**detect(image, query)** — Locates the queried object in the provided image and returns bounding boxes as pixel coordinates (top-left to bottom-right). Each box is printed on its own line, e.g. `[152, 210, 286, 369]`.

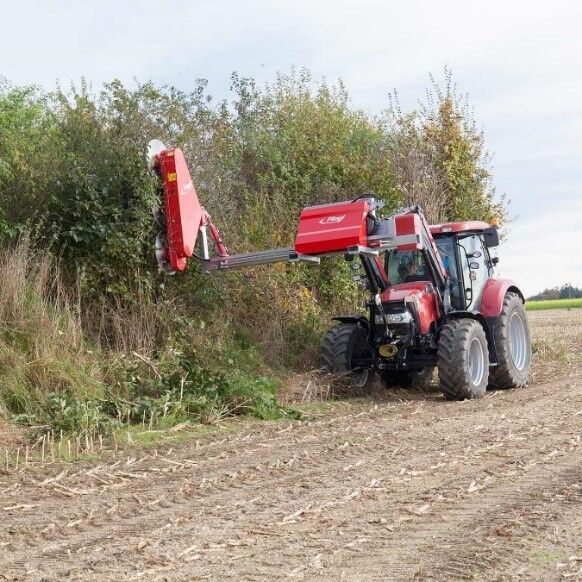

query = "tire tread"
[320, 323, 373, 388]
[437, 318, 489, 400]
[488, 292, 531, 389]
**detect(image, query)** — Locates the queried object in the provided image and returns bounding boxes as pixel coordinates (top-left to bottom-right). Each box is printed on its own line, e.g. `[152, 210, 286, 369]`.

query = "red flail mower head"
[148, 140, 204, 273]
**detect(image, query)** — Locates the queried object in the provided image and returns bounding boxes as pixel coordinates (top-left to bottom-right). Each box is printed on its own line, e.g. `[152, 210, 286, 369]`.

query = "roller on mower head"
[147, 140, 532, 400]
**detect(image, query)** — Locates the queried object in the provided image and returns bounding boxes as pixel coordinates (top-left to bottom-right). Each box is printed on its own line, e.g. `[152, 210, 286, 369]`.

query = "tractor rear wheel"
[437, 318, 489, 400]
[488, 292, 531, 389]
[321, 323, 374, 390]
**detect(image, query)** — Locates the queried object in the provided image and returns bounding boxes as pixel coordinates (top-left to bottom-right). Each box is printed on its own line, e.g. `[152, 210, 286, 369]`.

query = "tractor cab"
[385, 249, 430, 285]
[430, 222, 500, 312]
[383, 221, 500, 312]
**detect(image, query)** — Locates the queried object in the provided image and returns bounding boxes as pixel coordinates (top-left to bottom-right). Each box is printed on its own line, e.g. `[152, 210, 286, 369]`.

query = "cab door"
[458, 234, 490, 310]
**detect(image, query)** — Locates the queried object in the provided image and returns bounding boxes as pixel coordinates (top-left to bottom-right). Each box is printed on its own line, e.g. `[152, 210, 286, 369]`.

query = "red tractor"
[148, 141, 532, 400]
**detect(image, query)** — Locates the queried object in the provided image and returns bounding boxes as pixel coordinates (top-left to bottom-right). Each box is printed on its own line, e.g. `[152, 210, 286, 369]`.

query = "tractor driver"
[387, 250, 428, 284]
[400, 252, 427, 281]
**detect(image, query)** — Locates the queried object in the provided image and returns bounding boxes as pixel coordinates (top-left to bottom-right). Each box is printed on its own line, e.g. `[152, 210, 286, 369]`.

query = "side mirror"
[483, 227, 499, 248]
[491, 256, 500, 266]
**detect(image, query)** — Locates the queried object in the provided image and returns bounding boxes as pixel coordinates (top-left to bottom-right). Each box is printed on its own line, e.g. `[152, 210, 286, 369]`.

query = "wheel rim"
[468, 337, 485, 386]
[351, 368, 370, 388]
[509, 312, 527, 371]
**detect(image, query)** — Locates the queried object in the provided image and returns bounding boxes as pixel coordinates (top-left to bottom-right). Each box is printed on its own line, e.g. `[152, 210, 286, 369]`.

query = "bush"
[382, 68, 505, 224]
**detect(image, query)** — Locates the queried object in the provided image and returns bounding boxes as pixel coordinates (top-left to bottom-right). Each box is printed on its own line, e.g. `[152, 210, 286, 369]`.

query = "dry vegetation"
[0, 238, 292, 444]
[0, 309, 580, 580]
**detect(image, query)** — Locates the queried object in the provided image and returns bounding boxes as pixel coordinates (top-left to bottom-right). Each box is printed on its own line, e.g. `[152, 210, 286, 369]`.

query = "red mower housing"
[157, 148, 204, 272]
[294, 199, 372, 255]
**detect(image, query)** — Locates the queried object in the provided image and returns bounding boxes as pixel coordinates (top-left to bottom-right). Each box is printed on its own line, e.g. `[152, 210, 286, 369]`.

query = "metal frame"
[203, 247, 320, 272]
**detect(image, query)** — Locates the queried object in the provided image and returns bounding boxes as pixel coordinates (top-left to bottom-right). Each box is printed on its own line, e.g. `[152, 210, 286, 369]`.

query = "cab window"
[385, 250, 428, 284]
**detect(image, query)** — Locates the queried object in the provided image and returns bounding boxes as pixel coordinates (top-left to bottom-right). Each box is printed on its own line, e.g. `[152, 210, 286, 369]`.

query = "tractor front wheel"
[488, 292, 531, 389]
[437, 318, 489, 400]
[321, 323, 374, 390]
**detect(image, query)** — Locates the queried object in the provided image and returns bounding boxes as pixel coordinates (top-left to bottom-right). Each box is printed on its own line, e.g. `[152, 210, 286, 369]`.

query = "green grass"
[532, 548, 566, 564]
[526, 298, 582, 311]
[116, 419, 217, 448]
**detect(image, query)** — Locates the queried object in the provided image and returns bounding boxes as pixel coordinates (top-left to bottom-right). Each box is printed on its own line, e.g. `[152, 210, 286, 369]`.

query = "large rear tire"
[321, 323, 374, 390]
[438, 319, 489, 400]
[488, 292, 531, 389]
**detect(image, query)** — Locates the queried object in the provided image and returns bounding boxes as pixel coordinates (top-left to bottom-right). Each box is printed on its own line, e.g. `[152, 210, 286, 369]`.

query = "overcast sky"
[2, 0, 581, 295]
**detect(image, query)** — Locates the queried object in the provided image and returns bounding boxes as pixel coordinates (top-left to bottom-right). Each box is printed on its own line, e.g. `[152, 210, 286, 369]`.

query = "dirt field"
[1, 309, 581, 581]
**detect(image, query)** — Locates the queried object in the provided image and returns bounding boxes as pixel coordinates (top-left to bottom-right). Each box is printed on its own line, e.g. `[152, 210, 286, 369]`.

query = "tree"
[383, 69, 506, 224]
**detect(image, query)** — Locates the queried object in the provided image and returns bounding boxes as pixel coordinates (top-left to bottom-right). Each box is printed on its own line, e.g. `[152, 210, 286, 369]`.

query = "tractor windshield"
[385, 250, 428, 285]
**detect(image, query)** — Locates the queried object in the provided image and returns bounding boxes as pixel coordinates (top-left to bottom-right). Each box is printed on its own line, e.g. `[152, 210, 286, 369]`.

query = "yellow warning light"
[490, 216, 500, 227]
[167, 172, 177, 182]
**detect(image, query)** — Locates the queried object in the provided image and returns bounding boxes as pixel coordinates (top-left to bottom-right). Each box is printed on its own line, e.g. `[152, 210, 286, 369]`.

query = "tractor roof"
[429, 221, 491, 235]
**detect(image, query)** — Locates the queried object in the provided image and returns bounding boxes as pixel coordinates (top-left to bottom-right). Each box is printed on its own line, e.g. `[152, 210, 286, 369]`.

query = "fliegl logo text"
[318, 215, 346, 225]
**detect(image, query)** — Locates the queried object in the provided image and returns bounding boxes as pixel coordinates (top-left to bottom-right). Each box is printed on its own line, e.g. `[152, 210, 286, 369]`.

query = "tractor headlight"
[375, 311, 413, 325]
[388, 311, 413, 324]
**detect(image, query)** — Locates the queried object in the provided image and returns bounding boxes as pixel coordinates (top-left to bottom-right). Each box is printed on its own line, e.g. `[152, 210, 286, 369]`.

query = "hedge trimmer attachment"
[146, 139, 446, 277]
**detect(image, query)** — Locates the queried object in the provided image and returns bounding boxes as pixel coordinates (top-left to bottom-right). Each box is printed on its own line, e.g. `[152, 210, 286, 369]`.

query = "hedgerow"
[0, 69, 504, 438]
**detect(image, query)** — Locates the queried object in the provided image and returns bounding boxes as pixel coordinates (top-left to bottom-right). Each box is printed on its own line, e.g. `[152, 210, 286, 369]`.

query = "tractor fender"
[479, 278, 525, 317]
[331, 315, 370, 331]
[445, 311, 499, 364]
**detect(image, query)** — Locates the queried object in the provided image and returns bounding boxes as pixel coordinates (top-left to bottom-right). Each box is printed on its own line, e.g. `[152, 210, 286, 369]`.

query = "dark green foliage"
[0, 81, 57, 239]
[0, 69, 502, 300]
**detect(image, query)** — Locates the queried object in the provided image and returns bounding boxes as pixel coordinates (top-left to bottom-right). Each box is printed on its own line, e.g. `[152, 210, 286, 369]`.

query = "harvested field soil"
[0, 309, 581, 580]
